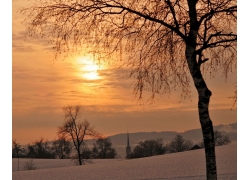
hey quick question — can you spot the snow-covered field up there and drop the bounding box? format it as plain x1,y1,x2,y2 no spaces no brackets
12,143,236,180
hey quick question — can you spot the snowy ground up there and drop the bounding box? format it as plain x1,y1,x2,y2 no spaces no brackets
12,144,236,180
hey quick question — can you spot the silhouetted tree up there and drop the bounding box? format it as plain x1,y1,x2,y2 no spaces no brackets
81,144,93,160
12,140,23,158
52,136,72,159
26,138,55,159
12,140,25,171
167,135,193,153
22,1,237,179
92,138,117,159
130,139,166,158
58,105,100,165
214,131,231,146
199,130,231,148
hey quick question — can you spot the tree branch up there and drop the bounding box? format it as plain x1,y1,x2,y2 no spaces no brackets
198,5,237,27
196,34,237,52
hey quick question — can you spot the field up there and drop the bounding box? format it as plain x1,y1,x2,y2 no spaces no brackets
12,144,236,180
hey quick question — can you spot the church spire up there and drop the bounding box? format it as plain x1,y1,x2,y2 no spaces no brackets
126,128,131,158
127,129,130,147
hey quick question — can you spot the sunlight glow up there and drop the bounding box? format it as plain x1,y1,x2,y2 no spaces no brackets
77,56,102,80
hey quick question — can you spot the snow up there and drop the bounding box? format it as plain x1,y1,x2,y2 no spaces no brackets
12,158,118,172
12,143,236,180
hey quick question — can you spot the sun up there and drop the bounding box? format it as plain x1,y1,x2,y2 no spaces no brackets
83,71,99,80
76,56,102,80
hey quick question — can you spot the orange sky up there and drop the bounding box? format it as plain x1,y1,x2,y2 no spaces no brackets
12,0,237,145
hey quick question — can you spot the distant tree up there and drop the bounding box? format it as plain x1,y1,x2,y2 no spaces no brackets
52,136,72,159
92,138,117,159
12,140,24,158
168,135,193,153
58,105,100,165
12,140,25,171
214,131,231,146
26,143,36,158
130,139,166,159
26,138,55,159
199,131,231,147
80,144,93,164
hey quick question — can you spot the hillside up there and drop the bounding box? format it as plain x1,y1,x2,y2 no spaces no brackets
100,122,237,158
12,143,237,180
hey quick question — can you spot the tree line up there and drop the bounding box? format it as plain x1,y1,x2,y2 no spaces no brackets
129,132,231,159
13,130,230,161
12,137,117,160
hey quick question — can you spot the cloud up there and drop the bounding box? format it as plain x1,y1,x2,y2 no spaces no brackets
12,42,35,52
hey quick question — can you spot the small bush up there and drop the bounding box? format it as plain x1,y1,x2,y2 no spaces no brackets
23,160,38,171
167,135,193,153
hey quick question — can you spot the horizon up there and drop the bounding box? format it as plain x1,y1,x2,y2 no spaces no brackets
14,121,237,145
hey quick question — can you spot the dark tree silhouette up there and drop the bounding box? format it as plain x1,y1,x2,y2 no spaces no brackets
12,140,24,171
80,143,93,162
22,1,236,179
52,136,72,159
130,139,166,158
214,131,231,146
92,137,117,159
58,105,100,165
26,138,55,159
199,130,231,147
168,134,193,153
12,140,23,158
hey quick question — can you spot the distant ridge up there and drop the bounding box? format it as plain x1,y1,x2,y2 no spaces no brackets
108,122,236,144
85,122,237,158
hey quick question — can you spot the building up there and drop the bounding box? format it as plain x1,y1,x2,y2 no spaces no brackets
126,130,131,158
190,144,201,150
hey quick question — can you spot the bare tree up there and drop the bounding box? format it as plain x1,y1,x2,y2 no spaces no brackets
199,130,231,147
12,140,24,171
22,1,236,179
168,134,193,153
26,138,55,159
92,137,117,159
52,136,72,159
58,105,99,165
214,131,231,146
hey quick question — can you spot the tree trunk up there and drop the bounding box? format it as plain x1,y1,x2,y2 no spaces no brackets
197,80,217,180
186,45,217,180
18,152,19,171
77,148,82,165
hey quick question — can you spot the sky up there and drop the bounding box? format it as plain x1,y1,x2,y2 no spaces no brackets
10,0,238,145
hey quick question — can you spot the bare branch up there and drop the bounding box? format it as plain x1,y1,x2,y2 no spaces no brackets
58,105,100,165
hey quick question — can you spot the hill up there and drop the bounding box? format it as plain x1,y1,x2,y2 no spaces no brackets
12,143,237,180
96,122,237,158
